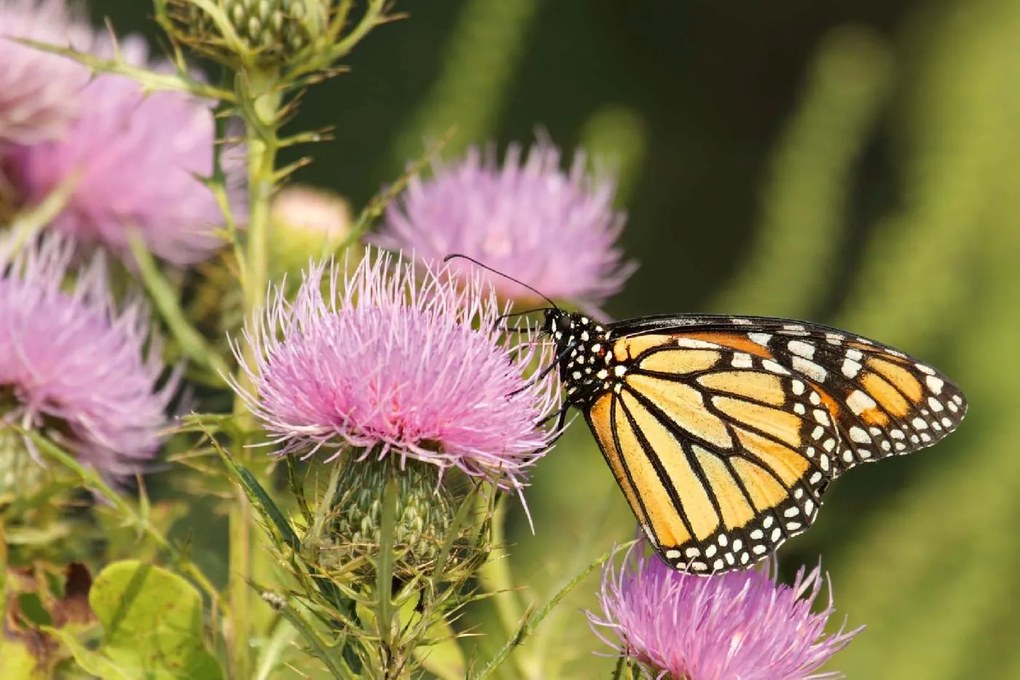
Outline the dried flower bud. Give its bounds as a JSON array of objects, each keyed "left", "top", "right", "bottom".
[{"left": 169, "top": 0, "right": 330, "bottom": 69}]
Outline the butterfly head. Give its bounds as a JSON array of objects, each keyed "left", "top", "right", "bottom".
[{"left": 542, "top": 309, "right": 613, "bottom": 404}]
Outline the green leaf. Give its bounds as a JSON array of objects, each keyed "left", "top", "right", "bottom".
[
  {"left": 86, "top": 561, "right": 222, "bottom": 680},
  {"left": 209, "top": 437, "right": 301, "bottom": 552},
  {"left": 44, "top": 628, "right": 134, "bottom": 680},
  {"left": 0, "top": 636, "right": 50, "bottom": 680}
]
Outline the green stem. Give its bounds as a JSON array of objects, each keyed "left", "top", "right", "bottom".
[
  {"left": 277, "top": 598, "right": 355, "bottom": 679},
  {"left": 128, "top": 233, "right": 230, "bottom": 383},
  {"left": 253, "top": 617, "right": 297, "bottom": 680},
  {"left": 230, "top": 67, "right": 283, "bottom": 680},
  {"left": 473, "top": 543, "right": 627, "bottom": 680}
]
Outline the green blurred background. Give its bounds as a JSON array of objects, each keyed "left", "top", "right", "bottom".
[{"left": 89, "top": 0, "right": 1020, "bottom": 677}]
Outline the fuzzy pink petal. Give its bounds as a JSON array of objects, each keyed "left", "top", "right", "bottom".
[
  {"left": 588, "top": 545, "right": 862, "bottom": 679},
  {"left": 4, "top": 35, "right": 245, "bottom": 265},
  {"left": 231, "top": 247, "right": 560, "bottom": 489},
  {"left": 375, "top": 141, "right": 635, "bottom": 314},
  {"left": 0, "top": 235, "right": 175, "bottom": 477}
]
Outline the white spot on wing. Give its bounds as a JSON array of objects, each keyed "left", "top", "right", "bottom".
[
  {"left": 749, "top": 332, "right": 772, "bottom": 347},
  {"left": 792, "top": 356, "right": 828, "bottom": 382},
  {"left": 849, "top": 426, "right": 872, "bottom": 443},
  {"left": 787, "top": 340, "right": 815, "bottom": 360},
  {"left": 842, "top": 358, "right": 862, "bottom": 379},
  {"left": 762, "top": 360, "right": 790, "bottom": 375},
  {"left": 926, "top": 375, "right": 945, "bottom": 394},
  {"left": 847, "top": 389, "right": 877, "bottom": 415},
  {"left": 731, "top": 353, "right": 753, "bottom": 369},
  {"left": 675, "top": 338, "right": 720, "bottom": 349}
]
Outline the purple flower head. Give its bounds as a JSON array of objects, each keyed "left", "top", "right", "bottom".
[
  {"left": 232, "top": 247, "right": 560, "bottom": 489},
  {"left": 375, "top": 141, "right": 635, "bottom": 315},
  {"left": 0, "top": 0, "right": 95, "bottom": 144},
  {"left": 588, "top": 545, "right": 861, "bottom": 679},
  {"left": 0, "top": 235, "right": 175, "bottom": 478},
  {"left": 3, "top": 36, "right": 243, "bottom": 265}
]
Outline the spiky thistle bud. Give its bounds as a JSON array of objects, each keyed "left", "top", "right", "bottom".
[
  {"left": 168, "top": 0, "right": 330, "bottom": 70},
  {"left": 315, "top": 455, "right": 483, "bottom": 582}
]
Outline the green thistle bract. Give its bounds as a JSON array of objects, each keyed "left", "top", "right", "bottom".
[
  {"left": 171, "top": 0, "right": 329, "bottom": 69},
  {"left": 317, "top": 455, "right": 479, "bottom": 582}
]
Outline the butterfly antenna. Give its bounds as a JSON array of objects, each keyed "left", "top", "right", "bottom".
[
  {"left": 444, "top": 253, "right": 559, "bottom": 310},
  {"left": 494, "top": 306, "right": 550, "bottom": 334}
]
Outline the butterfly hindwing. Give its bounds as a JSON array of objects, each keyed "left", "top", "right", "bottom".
[{"left": 584, "top": 333, "right": 837, "bottom": 573}]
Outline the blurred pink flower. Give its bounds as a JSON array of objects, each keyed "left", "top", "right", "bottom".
[
  {"left": 3, "top": 36, "right": 243, "bottom": 265},
  {"left": 0, "top": 0, "right": 94, "bottom": 144},
  {"left": 0, "top": 236, "right": 175, "bottom": 478},
  {"left": 232, "top": 247, "right": 560, "bottom": 489},
  {"left": 375, "top": 141, "right": 635, "bottom": 314},
  {"left": 588, "top": 545, "right": 860, "bottom": 679}
]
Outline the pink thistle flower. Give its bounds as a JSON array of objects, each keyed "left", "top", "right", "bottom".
[
  {"left": 0, "top": 236, "right": 176, "bottom": 478},
  {"left": 375, "top": 141, "right": 635, "bottom": 314},
  {"left": 588, "top": 545, "right": 861, "bottom": 679},
  {"left": 3, "top": 36, "right": 242, "bottom": 265},
  {"left": 232, "top": 247, "right": 560, "bottom": 489},
  {"left": 0, "top": 0, "right": 94, "bottom": 144}
]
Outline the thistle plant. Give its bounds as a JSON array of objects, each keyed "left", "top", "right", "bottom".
[{"left": 0, "top": 1, "right": 874, "bottom": 678}]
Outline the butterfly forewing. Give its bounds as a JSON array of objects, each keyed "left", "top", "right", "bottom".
[
  {"left": 629, "top": 317, "right": 968, "bottom": 473},
  {"left": 548, "top": 310, "right": 968, "bottom": 575}
]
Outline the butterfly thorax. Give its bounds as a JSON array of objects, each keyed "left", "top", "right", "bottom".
[{"left": 543, "top": 310, "right": 616, "bottom": 407}]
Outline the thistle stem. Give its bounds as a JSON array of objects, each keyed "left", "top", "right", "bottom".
[{"left": 229, "top": 67, "right": 283, "bottom": 680}]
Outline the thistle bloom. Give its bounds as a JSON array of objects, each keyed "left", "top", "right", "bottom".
[
  {"left": 232, "top": 247, "right": 559, "bottom": 489},
  {"left": 588, "top": 546, "right": 860, "bottom": 679},
  {"left": 0, "top": 0, "right": 94, "bottom": 144},
  {"left": 375, "top": 141, "right": 635, "bottom": 313},
  {"left": 3, "top": 36, "right": 242, "bottom": 265},
  {"left": 0, "top": 236, "right": 175, "bottom": 478}
]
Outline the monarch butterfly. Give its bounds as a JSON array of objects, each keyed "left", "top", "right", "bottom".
[
  {"left": 442, "top": 254, "right": 967, "bottom": 575},
  {"left": 541, "top": 308, "right": 967, "bottom": 574}
]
